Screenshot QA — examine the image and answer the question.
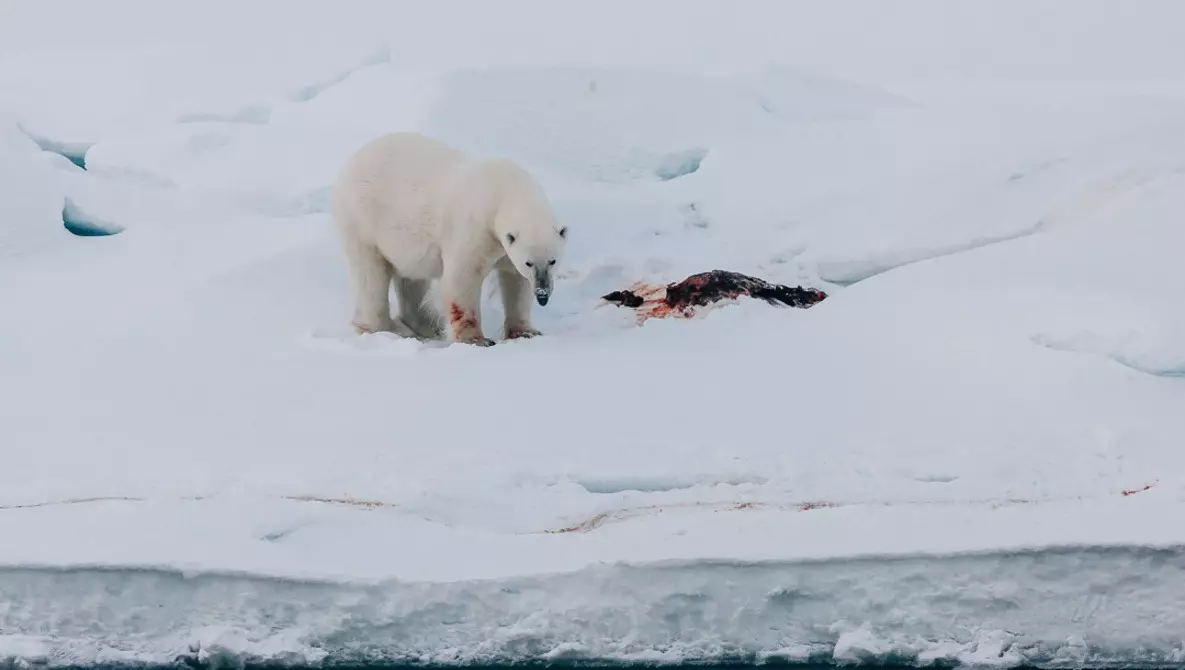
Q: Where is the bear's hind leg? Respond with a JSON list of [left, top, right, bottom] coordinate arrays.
[[394, 276, 443, 339], [341, 236, 395, 334], [497, 260, 541, 340]]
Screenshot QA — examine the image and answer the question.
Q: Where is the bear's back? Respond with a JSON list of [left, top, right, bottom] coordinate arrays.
[[333, 133, 469, 234]]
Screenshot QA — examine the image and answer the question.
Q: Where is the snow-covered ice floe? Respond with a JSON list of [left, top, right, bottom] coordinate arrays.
[[4, 0, 1185, 666]]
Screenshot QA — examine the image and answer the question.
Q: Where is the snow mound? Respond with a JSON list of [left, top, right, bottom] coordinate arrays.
[[1036, 326, 1185, 378], [422, 66, 906, 184], [0, 119, 71, 257], [0, 33, 389, 149]]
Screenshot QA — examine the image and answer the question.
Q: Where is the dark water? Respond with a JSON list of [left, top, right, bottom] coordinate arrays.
[[41, 659, 1161, 664]]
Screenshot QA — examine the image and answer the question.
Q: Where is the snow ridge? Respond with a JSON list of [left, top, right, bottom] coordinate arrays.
[[3, 547, 1185, 669]]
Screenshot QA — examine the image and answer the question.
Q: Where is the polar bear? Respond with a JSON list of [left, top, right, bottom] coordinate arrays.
[[331, 132, 569, 346]]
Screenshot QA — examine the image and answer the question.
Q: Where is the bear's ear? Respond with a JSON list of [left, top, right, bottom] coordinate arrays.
[[558, 226, 568, 238], [506, 233, 516, 245]]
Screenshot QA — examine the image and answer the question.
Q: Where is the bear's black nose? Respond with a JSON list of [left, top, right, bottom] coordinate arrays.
[[536, 294, 549, 306]]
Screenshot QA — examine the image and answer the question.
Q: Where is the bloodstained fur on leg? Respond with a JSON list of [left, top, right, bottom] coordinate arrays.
[[447, 302, 478, 334]]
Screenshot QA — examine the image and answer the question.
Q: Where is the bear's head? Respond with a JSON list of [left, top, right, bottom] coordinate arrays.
[[497, 203, 569, 307]]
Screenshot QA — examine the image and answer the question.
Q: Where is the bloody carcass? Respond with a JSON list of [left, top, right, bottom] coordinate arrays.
[[601, 269, 827, 324]]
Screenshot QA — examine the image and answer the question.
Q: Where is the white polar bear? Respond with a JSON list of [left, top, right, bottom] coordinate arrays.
[[331, 132, 569, 346]]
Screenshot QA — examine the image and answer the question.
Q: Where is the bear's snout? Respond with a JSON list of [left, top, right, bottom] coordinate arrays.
[[533, 268, 553, 306]]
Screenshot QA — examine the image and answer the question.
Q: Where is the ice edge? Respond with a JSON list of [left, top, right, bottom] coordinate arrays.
[[2, 546, 1183, 669]]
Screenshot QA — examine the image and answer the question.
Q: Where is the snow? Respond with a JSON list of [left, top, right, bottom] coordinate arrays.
[[4, 0, 1185, 666]]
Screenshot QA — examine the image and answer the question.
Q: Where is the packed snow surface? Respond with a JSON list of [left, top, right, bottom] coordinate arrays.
[[4, 0, 1185, 666]]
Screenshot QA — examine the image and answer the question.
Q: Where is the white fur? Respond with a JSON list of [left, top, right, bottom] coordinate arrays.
[[331, 132, 568, 346]]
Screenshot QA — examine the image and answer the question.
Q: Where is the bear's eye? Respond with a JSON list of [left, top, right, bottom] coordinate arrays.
[[558, 227, 568, 238], [506, 233, 516, 245], [548, 259, 556, 266], [525, 261, 533, 268]]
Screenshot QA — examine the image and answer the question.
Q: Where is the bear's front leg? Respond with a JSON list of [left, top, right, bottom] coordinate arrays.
[[442, 262, 494, 347], [497, 260, 541, 340]]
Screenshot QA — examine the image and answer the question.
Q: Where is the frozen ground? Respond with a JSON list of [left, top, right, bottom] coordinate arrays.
[[4, 0, 1185, 666]]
